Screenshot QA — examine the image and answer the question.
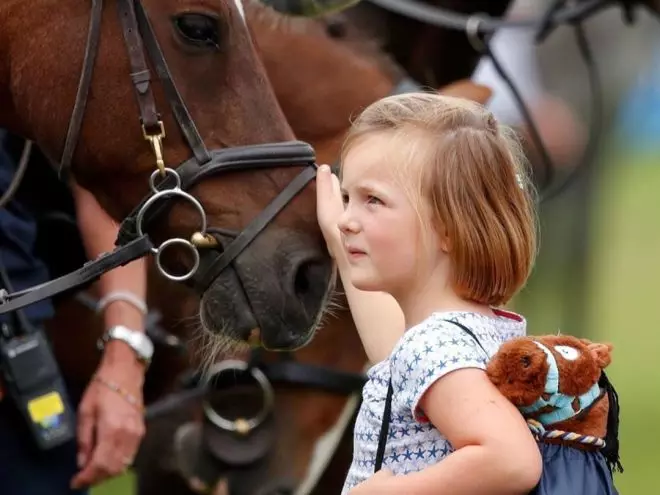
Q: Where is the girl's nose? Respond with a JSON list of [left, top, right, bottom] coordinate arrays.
[[337, 208, 359, 234]]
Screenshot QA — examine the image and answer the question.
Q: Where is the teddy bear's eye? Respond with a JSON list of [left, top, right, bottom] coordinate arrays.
[[554, 345, 580, 361], [520, 356, 532, 368]]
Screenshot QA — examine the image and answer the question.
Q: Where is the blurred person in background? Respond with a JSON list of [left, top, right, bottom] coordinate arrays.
[[471, 1, 587, 173], [0, 129, 149, 494]]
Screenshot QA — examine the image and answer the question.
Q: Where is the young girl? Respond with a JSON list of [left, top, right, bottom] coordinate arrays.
[[316, 92, 542, 494]]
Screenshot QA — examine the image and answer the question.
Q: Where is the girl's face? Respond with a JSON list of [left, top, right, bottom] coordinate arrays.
[[338, 133, 445, 297]]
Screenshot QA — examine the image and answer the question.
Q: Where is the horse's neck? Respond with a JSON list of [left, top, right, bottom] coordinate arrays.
[[0, 20, 12, 131], [551, 394, 609, 439], [248, 6, 397, 145]]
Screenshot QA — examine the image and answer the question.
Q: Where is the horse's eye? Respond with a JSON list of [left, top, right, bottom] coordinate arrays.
[[173, 13, 220, 48], [554, 345, 580, 361]]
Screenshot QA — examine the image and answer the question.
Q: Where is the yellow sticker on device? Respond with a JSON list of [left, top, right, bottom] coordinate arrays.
[[27, 392, 64, 424]]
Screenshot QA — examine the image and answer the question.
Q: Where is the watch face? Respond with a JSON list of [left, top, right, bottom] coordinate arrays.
[[141, 336, 154, 358], [111, 326, 153, 360]]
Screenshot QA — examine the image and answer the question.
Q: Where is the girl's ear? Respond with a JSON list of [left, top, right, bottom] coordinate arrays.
[[438, 224, 451, 253]]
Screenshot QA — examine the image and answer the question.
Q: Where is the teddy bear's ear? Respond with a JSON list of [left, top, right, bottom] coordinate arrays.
[[580, 338, 594, 346], [588, 342, 614, 368]]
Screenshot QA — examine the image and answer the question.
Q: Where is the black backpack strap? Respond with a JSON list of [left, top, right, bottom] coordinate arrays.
[[444, 319, 490, 358], [374, 380, 393, 472]]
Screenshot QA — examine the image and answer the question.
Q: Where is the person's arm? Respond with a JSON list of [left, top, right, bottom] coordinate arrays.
[[316, 165, 404, 363], [352, 322, 542, 495], [69, 180, 148, 489], [71, 180, 147, 355], [381, 371, 541, 495]]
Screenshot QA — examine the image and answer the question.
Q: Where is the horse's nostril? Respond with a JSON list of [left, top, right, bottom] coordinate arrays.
[[294, 260, 311, 296], [292, 257, 324, 298]]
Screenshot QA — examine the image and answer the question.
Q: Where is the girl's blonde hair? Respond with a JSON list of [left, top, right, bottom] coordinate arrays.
[[340, 92, 538, 306]]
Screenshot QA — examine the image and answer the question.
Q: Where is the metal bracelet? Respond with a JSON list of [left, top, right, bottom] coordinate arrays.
[[96, 290, 148, 315]]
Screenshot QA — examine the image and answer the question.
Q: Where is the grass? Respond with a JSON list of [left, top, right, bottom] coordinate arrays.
[[92, 149, 658, 494], [582, 153, 660, 493]]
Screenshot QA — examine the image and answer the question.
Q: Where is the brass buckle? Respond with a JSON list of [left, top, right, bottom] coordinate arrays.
[[142, 121, 166, 176], [190, 232, 219, 248]]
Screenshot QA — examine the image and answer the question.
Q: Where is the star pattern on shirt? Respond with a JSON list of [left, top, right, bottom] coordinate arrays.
[[341, 311, 526, 494]]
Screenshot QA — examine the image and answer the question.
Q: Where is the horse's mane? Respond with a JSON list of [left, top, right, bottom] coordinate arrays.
[[599, 370, 623, 474]]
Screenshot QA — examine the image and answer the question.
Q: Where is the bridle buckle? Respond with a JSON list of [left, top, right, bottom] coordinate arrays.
[[142, 120, 166, 176]]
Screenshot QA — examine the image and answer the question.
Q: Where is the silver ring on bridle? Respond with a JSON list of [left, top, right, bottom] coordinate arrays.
[[135, 168, 208, 281], [202, 360, 275, 435]]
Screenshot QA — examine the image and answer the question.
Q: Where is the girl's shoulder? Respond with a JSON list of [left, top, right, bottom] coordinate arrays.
[[390, 309, 527, 360]]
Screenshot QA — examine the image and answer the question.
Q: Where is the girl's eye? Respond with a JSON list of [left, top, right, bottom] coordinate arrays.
[[341, 193, 349, 205], [366, 195, 383, 205]]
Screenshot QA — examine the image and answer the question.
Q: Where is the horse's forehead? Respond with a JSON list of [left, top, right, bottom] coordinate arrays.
[[232, 0, 246, 21], [537, 335, 584, 350]]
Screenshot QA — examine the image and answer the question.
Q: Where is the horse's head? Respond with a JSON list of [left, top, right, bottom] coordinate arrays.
[[0, 0, 343, 350], [486, 335, 613, 412], [248, 1, 494, 166]]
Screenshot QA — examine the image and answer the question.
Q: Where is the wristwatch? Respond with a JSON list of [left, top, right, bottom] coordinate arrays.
[[97, 325, 154, 367]]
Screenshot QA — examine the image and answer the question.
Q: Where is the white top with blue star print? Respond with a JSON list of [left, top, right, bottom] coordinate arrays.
[[341, 309, 526, 494]]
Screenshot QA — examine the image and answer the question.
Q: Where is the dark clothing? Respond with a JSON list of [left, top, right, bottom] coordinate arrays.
[[532, 443, 619, 495], [0, 397, 86, 495], [0, 131, 54, 324], [0, 130, 87, 495]]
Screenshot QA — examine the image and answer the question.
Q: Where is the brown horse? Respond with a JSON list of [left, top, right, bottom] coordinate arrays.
[[0, 0, 335, 351], [33, 2, 511, 495]]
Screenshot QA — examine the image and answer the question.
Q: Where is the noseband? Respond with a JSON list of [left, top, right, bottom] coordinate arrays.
[[0, 0, 318, 314]]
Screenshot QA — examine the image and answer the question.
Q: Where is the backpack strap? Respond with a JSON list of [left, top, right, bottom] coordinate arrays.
[[374, 381, 393, 472], [373, 319, 487, 473], [443, 320, 490, 358]]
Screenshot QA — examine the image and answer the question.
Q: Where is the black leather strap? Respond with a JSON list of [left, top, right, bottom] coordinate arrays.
[[134, 0, 211, 164], [59, 0, 104, 174], [117, 0, 161, 132], [144, 355, 367, 421], [256, 360, 367, 396], [193, 165, 316, 292], [115, 140, 316, 247], [0, 235, 154, 315]]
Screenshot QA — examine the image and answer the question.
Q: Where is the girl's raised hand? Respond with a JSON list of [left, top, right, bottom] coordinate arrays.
[[316, 165, 344, 259]]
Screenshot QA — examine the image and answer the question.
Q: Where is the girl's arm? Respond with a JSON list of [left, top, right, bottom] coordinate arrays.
[[352, 318, 542, 495], [334, 245, 405, 363], [413, 369, 541, 494], [316, 165, 404, 363], [370, 369, 542, 495]]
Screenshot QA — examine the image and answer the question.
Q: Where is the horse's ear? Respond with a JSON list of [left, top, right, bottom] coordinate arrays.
[[439, 79, 494, 105], [588, 342, 614, 369], [257, 0, 360, 17]]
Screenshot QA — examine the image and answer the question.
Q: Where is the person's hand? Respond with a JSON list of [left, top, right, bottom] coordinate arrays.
[[70, 350, 146, 489], [348, 469, 395, 495], [316, 164, 345, 260]]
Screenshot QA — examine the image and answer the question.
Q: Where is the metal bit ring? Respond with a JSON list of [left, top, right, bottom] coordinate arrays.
[[154, 238, 201, 282]]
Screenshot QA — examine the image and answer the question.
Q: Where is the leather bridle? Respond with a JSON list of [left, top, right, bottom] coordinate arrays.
[[0, 0, 320, 315]]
